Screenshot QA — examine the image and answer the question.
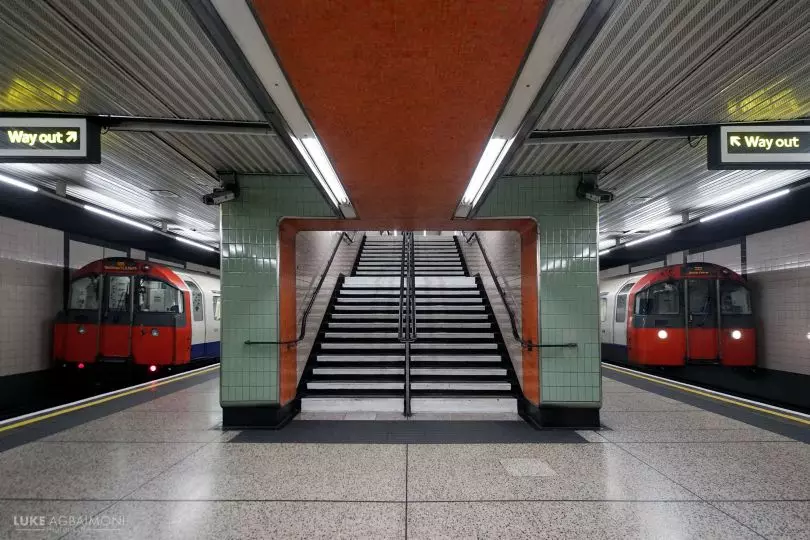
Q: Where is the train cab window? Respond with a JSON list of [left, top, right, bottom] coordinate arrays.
[[614, 282, 635, 323], [213, 295, 221, 321], [107, 276, 131, 311], [635, 282, 680, 315], [720, 281, 752, 315], [136, 277, 183, 313], [69, 276, 100, 310], [185, 281, 204, 322]]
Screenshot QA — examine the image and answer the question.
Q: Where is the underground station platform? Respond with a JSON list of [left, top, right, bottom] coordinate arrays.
[[0, 364, 807, 539]]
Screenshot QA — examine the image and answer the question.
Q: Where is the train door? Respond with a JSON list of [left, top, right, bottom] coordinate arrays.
[[684, 278, 718, 362], [184, 280, 206, 358], [599, 293, 612, 343], [612, 282, 636, 345], [98, 274, 133, 360], [207, 293, 221, 357], [132, 277, 187, 364]]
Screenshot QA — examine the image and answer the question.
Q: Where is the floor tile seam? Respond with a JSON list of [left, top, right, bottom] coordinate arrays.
[[5, 497, 809, 503], [609, 441, 767, 539], [117, 441, 216, 503], [56, 499, 121, 540]]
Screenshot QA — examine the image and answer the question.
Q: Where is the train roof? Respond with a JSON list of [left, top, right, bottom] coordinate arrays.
[[71, 258, 188, 290], [601, 262, 746, 296]]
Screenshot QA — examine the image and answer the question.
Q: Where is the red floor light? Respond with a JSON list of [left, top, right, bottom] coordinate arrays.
[[78, 363, 85, 369], [149, 365, 157, 373]]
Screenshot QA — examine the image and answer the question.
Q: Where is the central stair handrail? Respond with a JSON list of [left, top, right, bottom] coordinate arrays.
[[398, 231, 416, 416]]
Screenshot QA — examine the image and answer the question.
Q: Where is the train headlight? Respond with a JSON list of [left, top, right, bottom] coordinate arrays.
[[151, 328, 160, 337], [657, 329, 668, 340], [77, 325, 86, 335], [731, 330, 742, 340]]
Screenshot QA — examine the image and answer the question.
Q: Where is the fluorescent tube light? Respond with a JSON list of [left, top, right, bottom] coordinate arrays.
[[598, 249, 612, 256], [176, 236, 217, 252], [700, 189, 790, 223], [301, 136, 350, 205], [625, 229, 671, 247], [84, 205, 153, 231], [0, 173, 38, 192], [462, 137, 508, 205], [598, 238, 616, 251]]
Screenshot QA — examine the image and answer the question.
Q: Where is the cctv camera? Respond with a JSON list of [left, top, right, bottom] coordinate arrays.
[[202, 188, 237, 206]]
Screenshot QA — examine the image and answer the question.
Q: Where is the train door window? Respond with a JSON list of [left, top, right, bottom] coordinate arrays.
[[688, 279, 713, 314], [636, 282, 680, 315], [136, 278, 183, 313], [107, 276, 131, 311], [69, 276, 100, 310], [720, 281, 752, 315], [213, 295, 221, 321], [614, 282, 635, 323], [185, 281, 204, 322], [600, 297, 607, 322]]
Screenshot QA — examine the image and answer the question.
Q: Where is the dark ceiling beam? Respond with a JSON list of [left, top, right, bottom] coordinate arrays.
[[0, 111, 274, 136], [529, 118, 810, 145]]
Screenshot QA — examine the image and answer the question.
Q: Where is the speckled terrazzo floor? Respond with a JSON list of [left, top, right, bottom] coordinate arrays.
[[0, 370, 807, 539]]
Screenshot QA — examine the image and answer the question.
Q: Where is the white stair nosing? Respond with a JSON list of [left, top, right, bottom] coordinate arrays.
[[317, 355, 404, 362], [308, 382, 404, 390], [411, 368, 507, 376], [313, 367, 404, 375], [301, 397, 403, 412], [412, 343, 497, 349], [411, 355, 501, 362], [411, 382, 511, 391]]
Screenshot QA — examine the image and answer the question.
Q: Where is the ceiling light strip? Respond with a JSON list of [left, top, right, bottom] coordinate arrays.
[[176, 236, 217, 252], [0, 173, 38, 192], [209, 0, 353, 215], [700, 189, 790, 223], [84, 205, 153, 232], [624, 229, 671, 247]]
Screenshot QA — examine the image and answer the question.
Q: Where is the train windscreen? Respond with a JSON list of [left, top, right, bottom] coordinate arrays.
[[69, 276, 100, 310], [720, 281, 752, 315]]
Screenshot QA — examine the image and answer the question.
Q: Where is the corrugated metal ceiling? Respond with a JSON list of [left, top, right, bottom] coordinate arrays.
[[505, 0, 810, 243], [0, 0, 305, 236]]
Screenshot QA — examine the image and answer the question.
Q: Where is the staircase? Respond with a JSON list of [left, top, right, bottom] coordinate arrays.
[[299, 234, 520, 415]]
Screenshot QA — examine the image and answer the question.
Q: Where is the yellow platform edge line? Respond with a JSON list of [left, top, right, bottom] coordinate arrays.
[[603, 363, 810, 426], [0, 364, 220, 434]]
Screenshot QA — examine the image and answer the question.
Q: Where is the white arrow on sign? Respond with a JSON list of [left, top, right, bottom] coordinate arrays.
[[729, 135, 741, 147], [66, 131, 78, 143]]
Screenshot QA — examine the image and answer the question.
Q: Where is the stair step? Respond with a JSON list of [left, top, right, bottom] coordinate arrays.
[[317, 355, 405, 362], [329, 313, 489, 320], [333, 305, 485, 311], [411, 382, 512, 391], [338, 290, 480, 296], [412, 355, 502, 362], [343, 277, 476, 287], [411, 397, 517, 413], [328, 322, 491, 329], [308, 381, 405, 390], [321, 342, 404, 349], [313, 367, 404, 375], [411, 368, 506, 376], [324, 332, 495, 339], [412, 343, 498, 349], [336, 297, 482, 303], [301, 397, 403, 412]]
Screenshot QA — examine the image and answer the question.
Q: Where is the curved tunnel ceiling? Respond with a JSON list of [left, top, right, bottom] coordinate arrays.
[[252, 0, 547, 225]]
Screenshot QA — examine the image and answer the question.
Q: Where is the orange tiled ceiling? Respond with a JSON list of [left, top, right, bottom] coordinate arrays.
[[253, 0, 547, 224]]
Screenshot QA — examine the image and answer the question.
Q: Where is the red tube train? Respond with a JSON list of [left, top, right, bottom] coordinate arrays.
[[600, 263, 755, 367], [54, 258, 221, 373]]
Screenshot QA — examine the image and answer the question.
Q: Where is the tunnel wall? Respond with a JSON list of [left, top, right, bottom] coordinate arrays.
[[477, 175, 600, 412]]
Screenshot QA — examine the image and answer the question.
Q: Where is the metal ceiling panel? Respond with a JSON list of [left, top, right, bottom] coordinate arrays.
[[163, 133, 302, 174], [505, 141, 645, 175], [0, 1, 171, 115], [0, 0, 264, 121], [50, 0, 265, 121], [638, 0, 810, 124], [536, 0, 771, 130], [598, 139, 808, 236], [0, 132, 219, 232]]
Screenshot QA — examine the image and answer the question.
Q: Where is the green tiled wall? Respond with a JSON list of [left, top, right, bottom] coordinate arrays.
[[477, 176, 600, 405], [220, 175, 335, 406]]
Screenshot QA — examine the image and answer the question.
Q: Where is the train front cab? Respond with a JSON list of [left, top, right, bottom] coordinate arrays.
[[54, 258, 192, 372], [626, 264, 756, 367]]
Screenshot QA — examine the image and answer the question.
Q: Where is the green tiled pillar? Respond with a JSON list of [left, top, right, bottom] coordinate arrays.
[[477, 175, 600, 426], [220, 175, 334, 426]]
